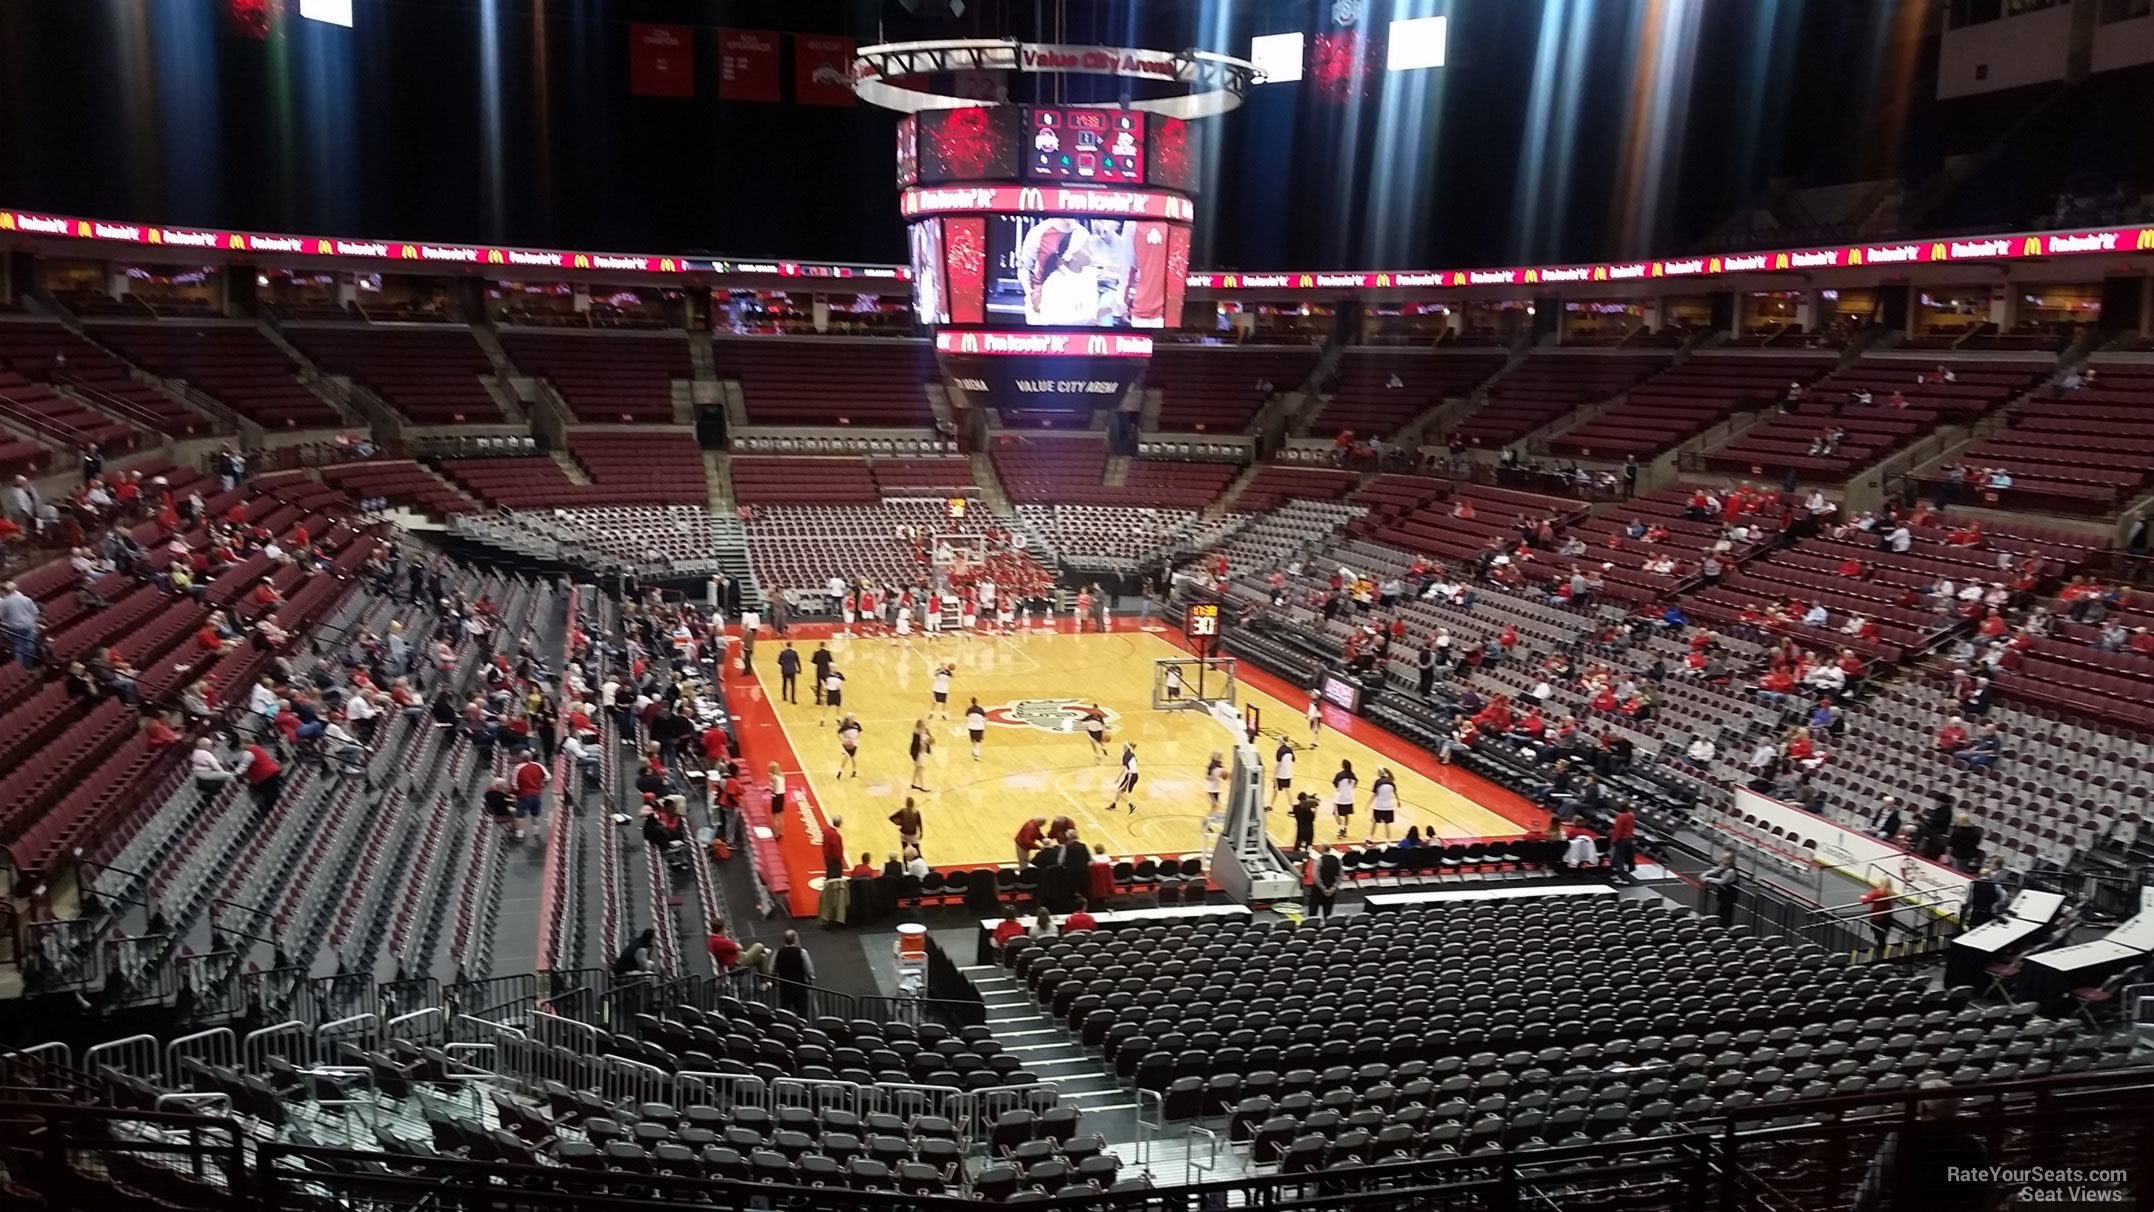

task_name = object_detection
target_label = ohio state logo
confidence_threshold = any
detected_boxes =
[983,698,1119,734]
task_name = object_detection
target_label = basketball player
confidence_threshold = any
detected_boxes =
[978,578,997,630]
[819,667,845,725]
[908,718,934,792]
[1331,759,1357,840]
[836,714,863,779]
[1368,766,1398,842]
[1164,664,1184,703]
[841,587,857,635]
[925,589,944,637]
[1269,739,1296,809]
[1205,751,1226,810]
[1082,703,1109,761]
[1109,741,1139,814]
[960,588,978,636]
[894,595,914,642]
[996,590,1015,632]
[1074,586,1093,632]
[966,697,987,760]
[1307,688,1324,747]
[859,584,880,634]
[930,664,953,720]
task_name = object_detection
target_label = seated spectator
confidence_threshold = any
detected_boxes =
[1935,716,1970,753]
[1682,734,1716,771]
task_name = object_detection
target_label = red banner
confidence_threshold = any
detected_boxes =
[628,23,694,98]
[717,28,779,102]
[794,35,856,106]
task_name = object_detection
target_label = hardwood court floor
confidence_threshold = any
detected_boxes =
[748,624,1535,873]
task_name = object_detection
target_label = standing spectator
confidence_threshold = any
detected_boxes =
[1963,858,2007,928]
[1608,806,1638,883]
[1014,815,1047,867]
[1289,792,1318,854]
[510,752,549,841]
[1860,878,1897,954]
[771,929,815,1016]
[1303,842,1342,918]
[821,815,847,880]
[0,580,40,668]
[777,642,801,704]
[1700,853,1740,925]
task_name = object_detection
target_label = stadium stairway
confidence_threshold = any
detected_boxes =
[960,964,1139,1126]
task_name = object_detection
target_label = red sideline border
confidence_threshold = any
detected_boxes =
[722,617,1550,918]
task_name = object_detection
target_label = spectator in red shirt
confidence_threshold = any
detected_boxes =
[1062,895,1098,934]
[821,814,847,880]
[1608,808,1637,883]
[1936,717,1969,752]
[707,917,741,971]
[510,754,548,840]
[143,712,182,749]
[1014,816,1047,867]
[236,739,284,816]
[990,905,1027,955]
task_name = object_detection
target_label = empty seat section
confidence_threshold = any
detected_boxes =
[1147,345,1319,432]
[320,460,480,515]
[713,338,934,426]
[283,327,506,424]
[1313,350,1506,438]
[499,332,689,424]
[1548,355,1835,459]
[731,456,880,505]
[1456,353,1670,449]
[1705,358,2047,482]
[1913,361,2154,514]
[93,323,341,429]
[1233,465,1358,514]
[570,432,707,504]
[868,458,978,496]
[0,321,211,438]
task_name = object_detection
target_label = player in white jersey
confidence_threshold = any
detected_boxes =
[1269,739,1296,809]
[930,664,953,720]
[1108,742,1140,813]
[1307,688,1324,747]
[895,601,913,640]
[965,697,987,759]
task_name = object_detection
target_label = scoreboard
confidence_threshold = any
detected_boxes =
[1026,107,1146,184]
[1185,602,1221,651]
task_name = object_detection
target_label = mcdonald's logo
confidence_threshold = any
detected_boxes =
[901,194,916,216]
[1451,271,1466,286]
[1591,266,1608,281]
[1017,187,1047,211]
[316,239,333,256]
[659,258,678,272]
[148,228,163,245]
[1087,334,1108,356]
[486,248,506,265]
[0,213,14,231]
[2137,229,2154,252]
[400,244,419,259]
[1297,274,1315,288]
[1650,262,1664,278]
[1523,269,1539,284]
[75,220,91,237]
[228,234,247,250]
[1773,253,1790,270]
[960,333,979,353]
[1929,243,1947,261]
[1375,273,1392,287]
[1706,258,1721,274]
[573,254,591,269]
[2022,237,2042,257]
[1222,274,1239,288]
[1846,248,1862,266]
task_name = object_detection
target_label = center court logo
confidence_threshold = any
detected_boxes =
[983,699,1119,733]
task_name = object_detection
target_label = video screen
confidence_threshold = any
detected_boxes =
[896,115,918,189]
[944,217,985,326]
[1025,107,1145,184]
[1146,113,1197,193]
[909,220,948,326]
[987,215,1184,329]
[918,106,1020,183]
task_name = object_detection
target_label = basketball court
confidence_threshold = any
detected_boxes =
[728,619,1541,888]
